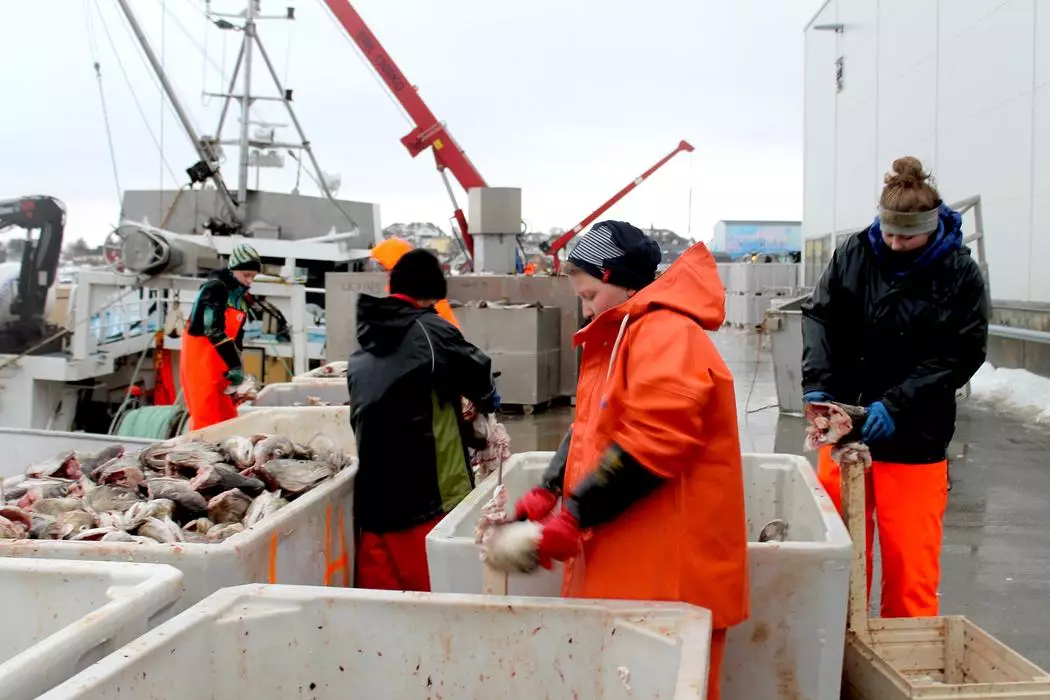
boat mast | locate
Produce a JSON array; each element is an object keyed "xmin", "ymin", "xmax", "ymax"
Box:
[
  {"xmin": 205, "ymin": 1, "xmax": 352, "ymax": 225},
  {"xmin": 115, "ymin": 0, "xmax": 353, "ymax": 230}
]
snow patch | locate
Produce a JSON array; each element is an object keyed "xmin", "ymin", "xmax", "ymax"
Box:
[{"xmin": 967, "ymin": 362, "xmax": 1050, "ymax": 423}]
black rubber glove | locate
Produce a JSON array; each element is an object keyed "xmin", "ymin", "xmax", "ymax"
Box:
[{"xmin": 564, "ymin": 442, "xmax": 665, "ymax": 530}]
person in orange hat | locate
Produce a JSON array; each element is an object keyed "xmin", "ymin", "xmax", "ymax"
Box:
[{"xmin": 371, "ymin": 237, "xmax": 460, "ymax": 328}]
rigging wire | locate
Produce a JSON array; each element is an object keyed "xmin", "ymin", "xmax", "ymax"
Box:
[
  {"xmin": 110, "ymin": 0, "xmax": 205, "ymax": 145},
  {"xmin": 314, "ymin": 0, "xmax": 413, "ymax": 128},
  {"xmin": 91, "ymin": 0, "xmax": 181, "ymax": 184},
  {"xmin": 84, "ymin": 0, "xmax": 123, "ymax": 205},
  {"xmin": 162, "ymin": 0, "xmax": 224, "ymax": 77},
  {"xmin": 160, "ymin": 0, "xmax": 167, "ymax": 206}
]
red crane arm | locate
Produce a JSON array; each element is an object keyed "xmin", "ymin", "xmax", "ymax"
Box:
[
  {"xmin": 544, "ymin": 140, "xmax": 695, "ymax": 269},
  {"xmin": 322, "ymin": 0, "xmax": 485, "ymax": 256}
]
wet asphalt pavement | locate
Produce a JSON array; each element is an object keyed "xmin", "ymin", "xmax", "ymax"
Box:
[{"xmin": 503, "ymin": 328, "xmax": 1050, "ymax": 670}]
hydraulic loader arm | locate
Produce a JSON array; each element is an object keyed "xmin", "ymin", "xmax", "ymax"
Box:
[
  {"xmin": 0, "ymin": 195, "xmax": 66, "ymax": 324},
  {"xmin": 322, "ymin": 0, "xmax": 485, "ymax": 258},
  {"xmin": 543, "ymin": 141, "xmax": 694, "ymax": 271}
]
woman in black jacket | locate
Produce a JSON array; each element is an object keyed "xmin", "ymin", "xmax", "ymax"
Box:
[{"xmin": 801, "ymin": 156, "xmax": 988, "ymax": 618}]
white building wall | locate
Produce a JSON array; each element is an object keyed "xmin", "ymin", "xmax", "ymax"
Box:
[{"xmin": 803, "ymin": 0, "xmax": 1050, "ymax": 303}]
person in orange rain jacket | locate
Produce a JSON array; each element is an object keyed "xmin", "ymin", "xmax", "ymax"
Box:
[
  {"xmin": 510, "ymin": 221, "xmax": 749, "ymax": 700},
  {"xmin": 371, "ymin": 237, "xmax": 460, "ymax": 328},
  {"xmin": 180, "ymin": 244, "xmax": 261, "ymax": 430}
]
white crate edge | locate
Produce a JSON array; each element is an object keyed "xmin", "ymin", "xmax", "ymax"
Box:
[
  {"xmin": 0, "ymin": 558, "xmax": 184, "ymax": 700},
  {"xmin": 38, "ymin": 584, "xmax": 715, "ymax": 700},
  {"xmin": 429, "ymin": 450, "xmax": 853, "ymax": 700}
]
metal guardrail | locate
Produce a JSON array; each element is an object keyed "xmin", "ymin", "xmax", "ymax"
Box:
[{"xmin": 988, "ymin": 324, "xmax": 1050, "ymax": 344}]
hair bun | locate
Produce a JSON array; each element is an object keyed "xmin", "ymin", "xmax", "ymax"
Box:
[{"xmin": 885, "ymin": 156, "xmax": 929, "ymax": 188}]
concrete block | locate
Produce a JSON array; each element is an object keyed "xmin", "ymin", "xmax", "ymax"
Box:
[
  {"xmin": 448, "ymin": 276, "xmax": 580, "ymax": 397},
  {"xmin": 454, "ymin": 305, "xmax": 561, "ymax": 406},
  {"xmin": 323, "ymin": 272, "xmax": 388, "ymax": 362},
  {"xmin": 324, "ymin": 273, "xmax": 581, "ymax": 398},
  {"xmin": 468, "ymin": 187, "xmax": 522, "ymax": 274}
]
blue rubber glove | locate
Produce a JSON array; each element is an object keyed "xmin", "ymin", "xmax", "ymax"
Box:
[
  {"xmin": 802, "ymin": 391, "xmax": 832, "ymax": 404},
  {"xmin": 861, "ymin": 401, "xmax": 895, "ymax": 444},
  {"xmin": 491, "ymin": 387, "xmax": 502, "ymax": 413},
  {"xmin": 225, "ymin": 367, "xmax": 246, "ymax": 385}
]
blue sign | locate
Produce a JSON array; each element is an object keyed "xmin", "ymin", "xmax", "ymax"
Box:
[{"xmin": 721, "ymin": 223, "xmax": 801, "ymax": 255}]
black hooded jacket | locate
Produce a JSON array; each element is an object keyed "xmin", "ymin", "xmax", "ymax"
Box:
[
  {"xmin": 347, "ymin": 295, "xmax": 498, "ymax": 532},
  {"xmin": 801, "ymin": 207, "xmax": 989, "ymax": 464}
]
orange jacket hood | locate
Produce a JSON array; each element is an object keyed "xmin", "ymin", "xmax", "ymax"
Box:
[{"xmin": 575, "ymin": 242, "xmax": 725, "ymax": 346}]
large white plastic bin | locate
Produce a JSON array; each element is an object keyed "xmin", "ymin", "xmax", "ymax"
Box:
[
  {"xmin": 0, "ymin": 408, "xmax": 358, "ymax": 616},
  {"xmin": 40, "ymin": 584, "xmax": 714, "ymax": 699},
  {"xmin": 238, "ymin": 380, "xmax": 349, "ymax": 414},
  {"xmin": 428, "ymin": 451, "xmax": 852, "ymax": 700},
  {"xmin": 0, "ymin": 558, "xmax": 183, "ymax": 700},
  {"xmin": 0, "ymin": 428, "xmax": 154, "ymax": 480},
  {"xmin": 427, "ymin": 452, "xmax": 565, "ymax": 596}
]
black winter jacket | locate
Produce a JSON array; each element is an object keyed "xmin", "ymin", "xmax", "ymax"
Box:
[
  {"xmin": 801, "ymin": 209, "xmax": 989, "ymax": 464},
  {"xmin": 347, "ymin": 295, "xmax": 498, "ymax": 533}
]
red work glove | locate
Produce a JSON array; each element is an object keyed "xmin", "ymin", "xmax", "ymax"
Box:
[
  {"xmin": 536, "ymin": 510, "xmax": 582, "ymax": 569},
  {"xmin": 513, "ymin": 487, "xmax": 559, "ymax": 522}
]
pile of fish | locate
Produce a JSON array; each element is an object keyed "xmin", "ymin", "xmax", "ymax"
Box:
[{"xmin": 0, "ymin": 433, "xmax": 349, "ymax": 545}]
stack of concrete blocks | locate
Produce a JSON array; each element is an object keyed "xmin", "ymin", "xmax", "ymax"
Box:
[
  {"xmin": 717, "ymin": 263, "xmax": 801, "ymax": 329},
  {"xmin": 324, "ymin": 273, "xmax": 581, "ymax": 404},
  {"xmin": 454, "ymin": 305, "xmax": 561, "ymax": 408}
]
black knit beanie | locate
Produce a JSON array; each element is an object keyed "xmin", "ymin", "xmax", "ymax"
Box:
[
  {"xmin": 389, "ymin": 248, "xmax": 448, "ymax": 300},
  {"xmin": 567, "ymin": 220, "xmax": 662, "ymax": 290}
]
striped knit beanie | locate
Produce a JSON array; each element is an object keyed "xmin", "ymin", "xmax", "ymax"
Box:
[
  {"xmin": 567, "ymin": 221, "xmax": 662, "ymax": 290},
  {"xmin": 228, "ymin": 244, "xmax": 262, "ymax": 272}
]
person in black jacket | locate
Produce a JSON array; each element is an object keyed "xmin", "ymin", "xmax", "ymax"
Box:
[
  {"xmin": 801, "ymin": 156, "xmax": 988, "ymax": 619},
  {"xmin": 347, "ymin": 248, "xmax": 500, "ymax": 591}
]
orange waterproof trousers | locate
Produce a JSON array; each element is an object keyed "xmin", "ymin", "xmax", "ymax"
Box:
[
  {"xmin": 816, "ymin": 446, "xmax": 949, "ymax": 617},
  {"xmin": 709, "ymin": 629, "xmax": 726, "ymax": 700},
  {"xmin": 355, "ymin": 515, "xmax": 443, "ymax": 592},
  {"xmin": 180, "ymin": 306, "xmax": 246, "ymax": 431}
]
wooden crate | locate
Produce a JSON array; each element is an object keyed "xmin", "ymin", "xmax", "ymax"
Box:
[{"xmin": 840, "ymin": 459, "xmax": 1050, "ymax": 699}]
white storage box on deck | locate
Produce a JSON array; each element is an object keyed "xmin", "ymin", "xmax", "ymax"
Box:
[
  {"xmin": 427, "ymin": 452, "xmax": 565, "ymax": 596},
  {"xmin": 238, "ymin": 380, "xmax": 349, "ymax": 414},
  {"xmin": 40, "ymin": 584, "xmax": 714, "ymax": 699},
  {"xmin": 0, "ymin": 428, "xmax": 154, "ymax": 480},
  {"xmin": 427, "ymin": 451, "xmax": 852, "ymax": 700},
  {"xmin": 0, "ymin": 408, "xmax": 357, "ymax": 617},
  {"xmin": 0, "ymin": 558, "xmax": 183, "ymax": 700}
]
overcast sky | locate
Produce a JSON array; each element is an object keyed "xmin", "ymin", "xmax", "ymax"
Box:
[{"xmin": 2, "ymin": 0, "xmax": 819, "ymax": 245}]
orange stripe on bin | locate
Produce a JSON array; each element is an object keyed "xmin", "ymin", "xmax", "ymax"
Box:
[{"xmin": 324, "ymin": 506, "xmax": 333, "ymax": 586}]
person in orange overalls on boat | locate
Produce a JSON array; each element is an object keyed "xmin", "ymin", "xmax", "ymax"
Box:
[
  {"xmin": 801, "ymin": 157, "xmax": 988, "ymax": 618},
  {"xmin": 371, "ymin": 237, "xmax": 460, "ymax": 328},
  {"xmin": 510, "ymin": 221, "xmax": 750, "ymax": 700},
  {"xmin": 180, "ymin": 244, "xmax": 261, "ymax": 430}
]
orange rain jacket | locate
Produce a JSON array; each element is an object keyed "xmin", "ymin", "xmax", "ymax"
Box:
[
  {"xmin": 561, "ymin": 243, "xmax": 750, "ymax": 630},
  {"xmin": 370, "ymin": 237, "xmax": 460, "ymax": 328}
]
